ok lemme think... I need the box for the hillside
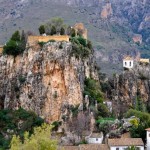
[0,0,149,75]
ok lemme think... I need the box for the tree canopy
[10,123,57,150]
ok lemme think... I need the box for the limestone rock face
[0,41,98,122]
[107,64,150,115]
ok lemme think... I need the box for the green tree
[11,31,21,41]
[60,27,65,35]
[38,25,45,35]
[97,103,110,118]
[51,26,57,35]
[3,40,22,56]
[10,124,57,150]
[50,17,64,31]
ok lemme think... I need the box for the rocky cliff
[107,64,150,116]
[0,41,98,123]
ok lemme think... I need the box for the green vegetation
[10,123,57,150]
[96,118,115,124]
[60,27,65,35]
[19,75,26,84]
[84,78,103,104]
[126,109,150,142]
[41,17,66,36]
[135,96,147,112]
[0,108,44,149]
[3,31,26,56]
[38,25,45,35]
[127,146,140,150]
[70,37,92,59]
[51,26,57,35]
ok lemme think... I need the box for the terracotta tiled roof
[90,132,103,138]
[123,56,133,60]
[145,128,150,131]
[79,144,109,150]
[108,138,144,146]
[58,146,79,150]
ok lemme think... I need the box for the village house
[108,138,144,150]
[86,132,103,144]
[123,56,134,69]
[145,128,150,150]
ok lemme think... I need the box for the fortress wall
[27,35,70,46]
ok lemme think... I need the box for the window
[116,148,119,150]
[125,62,127,66]
[96,138,98,141]
[130,62,132,66]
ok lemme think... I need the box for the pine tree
[11,31,21,41]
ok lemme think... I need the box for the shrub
[38,25,45,35]
[77,36,87,47]
[19,76,26,84]
[38,41,46,47]
[48,39,56,42]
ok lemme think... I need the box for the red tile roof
[79,144,109,150]
[108,138,144,146]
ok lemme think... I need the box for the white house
[146,128,150,150]
[108,138,144,150]
[123,56,134,69]
[86,132,103,144]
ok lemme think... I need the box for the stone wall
[27,35,70,46]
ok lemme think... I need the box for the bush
[19,76,26,84]
[38,41,46,47]
[77,36,87,47]
[38,25,45,35]
[70,37,92,59]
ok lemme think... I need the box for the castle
[0,23,88,53]
[27,23,88,47]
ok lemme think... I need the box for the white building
[123,56,134,69]
[146,128,150,150]
[86,132,103,144]
[108,138,144,150]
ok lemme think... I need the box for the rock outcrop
[0,41,98,123]
[107,64,150,115]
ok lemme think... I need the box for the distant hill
[0,0,149,75]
